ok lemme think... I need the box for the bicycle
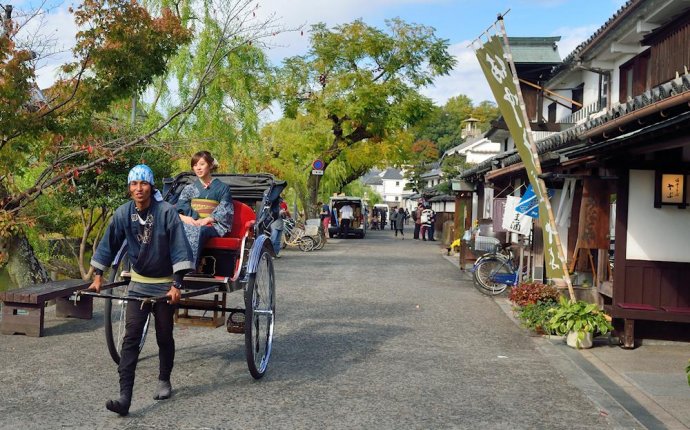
[282,218,315,252]
[470,236,526,296]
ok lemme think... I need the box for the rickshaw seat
[204,200,256,251]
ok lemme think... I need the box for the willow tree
[142,0,284,171]
[277,18,456,214]
[0,0,287,286]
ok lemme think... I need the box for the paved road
[1,230,628,429]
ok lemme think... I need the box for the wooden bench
[604,302,690,348]
[0,279,93,337]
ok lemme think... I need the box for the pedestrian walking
[427,206,436,241]
[270,197,289,257]
[394,207,405,239]
[88,164,194,416]
[318,201,330,240]
[413,202,422,239]
[339,202,353,238]
[420,204,433,241]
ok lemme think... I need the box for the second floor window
[547,102,556,123]
[619,50,649,102]
[571,83,584,113]
[395,181,399,186]
[599,73,609,109]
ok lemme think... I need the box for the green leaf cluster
[276,18,456,206]
[546,296,613,336]
[516,301,558,333]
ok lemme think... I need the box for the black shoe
[106,396,131,416]
[153,380,172,400]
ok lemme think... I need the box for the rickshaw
[78,172,285,379]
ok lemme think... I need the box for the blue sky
[23,0,628,106]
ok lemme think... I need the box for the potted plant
[509,281,559,307]
[509,282,560,335]
[546,296,614,349]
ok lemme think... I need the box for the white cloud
[420,41,494,106]
[553,24,600,59]
[15,6,78,89]
[257,0,442,64]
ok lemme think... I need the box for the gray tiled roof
[508,37,562,64]
[557,0,640,70]
[380,168,404,180]
[460,74,690,180]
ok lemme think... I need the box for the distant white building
[442,135,502,165]
[362,167,412,207]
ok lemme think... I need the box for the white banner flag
[502,196,532,236]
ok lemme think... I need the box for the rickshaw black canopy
[163,172,286,203]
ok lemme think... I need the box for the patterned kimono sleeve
[165,206,194,273]
[176,184,198,218]
[211,182,234,237]
[90,206,127,271]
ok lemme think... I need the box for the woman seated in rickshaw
[176,151,234,267]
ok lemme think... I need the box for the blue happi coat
[91,199,194,278]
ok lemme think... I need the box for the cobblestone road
[0,229,626,429]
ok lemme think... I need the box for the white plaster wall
[465,141,501,164]
[581,72,600,106]
[626,170,690,262]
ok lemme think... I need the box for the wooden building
[459,0,690,346]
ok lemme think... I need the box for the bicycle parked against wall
[470,236,526,296]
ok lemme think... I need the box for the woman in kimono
[176,151,234,267]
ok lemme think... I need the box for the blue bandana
[128,164,154,185]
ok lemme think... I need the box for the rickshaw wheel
[244,242,275,379]
[105,253,150,364]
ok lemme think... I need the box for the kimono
[91,199,194,295]
[176,178,234,263]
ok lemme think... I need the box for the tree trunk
[306,173,322,219]
[3,233,51,288]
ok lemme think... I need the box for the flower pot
[566,331,593,349]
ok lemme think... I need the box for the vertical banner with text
[474,32,570,286]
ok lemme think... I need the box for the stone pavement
[0,229,688,429]
[445,253,690,430]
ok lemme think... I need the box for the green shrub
[509,282,559,307]
[516,301,558,333]
[546,296,614,337]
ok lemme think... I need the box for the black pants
[118,300,176,397]
[340,218,351,238]
[413,223,421,239]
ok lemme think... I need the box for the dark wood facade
[644,8,690,88]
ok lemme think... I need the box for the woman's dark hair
[191,150,218,171]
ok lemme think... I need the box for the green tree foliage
[414,95,499,153]
[0,0,287,285]
[143,0,282,165]
[276,19,456,214]
[0,1,191,284]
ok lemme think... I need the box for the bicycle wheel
[473,257,511,295]
[298,236,315,252]
[245,242,275,379]
[313,233,325,250]
[105,253,150,364]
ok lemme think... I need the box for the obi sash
[191,198,219,218]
